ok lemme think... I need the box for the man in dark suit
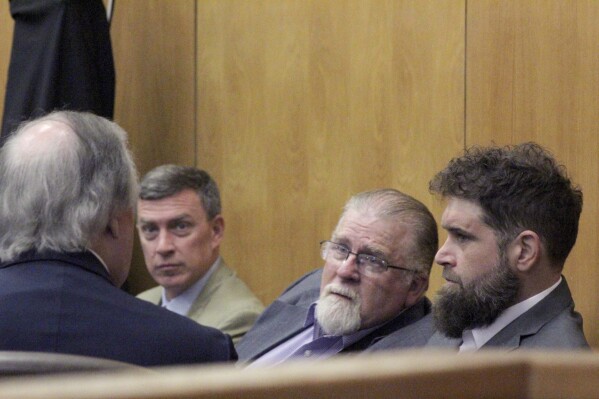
[0,111,237,366]
[423,143,588,351]
[236,189,438,365]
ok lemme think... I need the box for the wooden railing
[0,350,597,399]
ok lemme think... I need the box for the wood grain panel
[0,1,14,125]
[467,0,599,346]
[197,0,464,303]
[110,0,196,293]
[5,351,599,399]
[111,0,196,173]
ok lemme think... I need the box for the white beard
[315,283,362,336]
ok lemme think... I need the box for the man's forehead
[137,211,194,224]
[137,191,206,220]
[441,197,485,229]
[138,190,203,207]
[334,209,406,248]
[334,209,374,233]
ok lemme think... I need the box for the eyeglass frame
[319,240,417,274]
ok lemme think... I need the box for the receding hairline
[10,117,78,158]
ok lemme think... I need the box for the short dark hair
[139,165,221,219]
[429,142,583,265]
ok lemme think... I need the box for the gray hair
[0,111,138,262]
[139,165,221,220]
[336,188,438,276]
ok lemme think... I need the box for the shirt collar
[161,257,221,316]
[460,276,562,351]
[87,248,110,275]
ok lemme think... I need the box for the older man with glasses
[236,189,438,365]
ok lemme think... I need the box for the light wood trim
[3,351,599,399]
[0,1,14,126]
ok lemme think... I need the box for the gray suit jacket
[235,268,432,362]
[137,259,264,344]
[365,312,436,352]
[426,277,589,350]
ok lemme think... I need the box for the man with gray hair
[136,165,264,344]
[0,111,236,366]
[236,188,438,365]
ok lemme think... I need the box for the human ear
[405,275,429,308]
[210,215,225,248]
[106,217,120,239]
[106,209,135,239]
[511,230,541,273]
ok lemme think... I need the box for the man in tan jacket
[136,165,264,343]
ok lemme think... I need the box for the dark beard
[432,258,520,338]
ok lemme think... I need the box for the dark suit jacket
[236,268,432,362]
[2,0,115,140]
[365,313,436,352]
[0,251,237,367]
[426,277,589,350]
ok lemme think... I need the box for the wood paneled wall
[195,0,463,301]
[0,1,13,123]
[109,0,198,291]
[1,1,597,346]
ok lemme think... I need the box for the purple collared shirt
[250,303,378,367]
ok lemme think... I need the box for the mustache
[442,268,462,285]
[322,283,358,301]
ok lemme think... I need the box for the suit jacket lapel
[238,299,311,360]
[348,297,432,351]
[482,277,573,349]
[427,330,461,348]
[187,258,229,318]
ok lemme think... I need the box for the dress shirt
[161,258,220,316]
[460,277,562,352]
[250,303,378,367]
[88,249,110,275]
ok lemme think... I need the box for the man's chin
[154,275,186,292]
[316,289,362,335]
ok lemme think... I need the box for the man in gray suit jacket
[422,143,588,351]
[236,189,439,365]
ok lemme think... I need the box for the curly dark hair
[429,142,582,265]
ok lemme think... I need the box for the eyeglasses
[320,240,416,275]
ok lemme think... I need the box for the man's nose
[155,231,175,255]
[335,253,360,280]
[434,238,454,269]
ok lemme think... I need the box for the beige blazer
[137,259,264,344]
